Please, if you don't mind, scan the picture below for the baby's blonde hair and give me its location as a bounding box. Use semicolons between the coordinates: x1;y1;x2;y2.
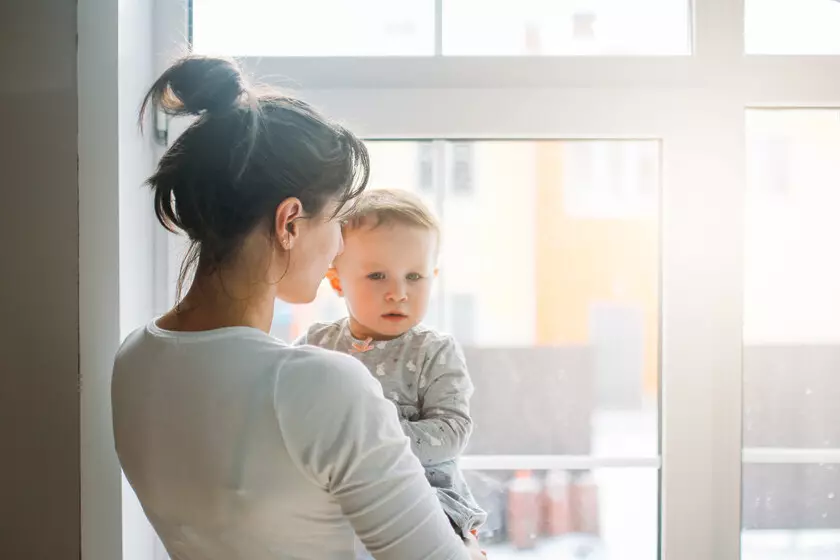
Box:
342;188;440;236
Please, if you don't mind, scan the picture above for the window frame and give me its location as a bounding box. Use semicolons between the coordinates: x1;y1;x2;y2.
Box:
154;1;840;558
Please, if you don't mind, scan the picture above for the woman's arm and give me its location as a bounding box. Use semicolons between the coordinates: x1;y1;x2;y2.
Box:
275;349;472;560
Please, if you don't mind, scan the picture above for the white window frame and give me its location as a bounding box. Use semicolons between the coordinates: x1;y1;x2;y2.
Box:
153;1;840;558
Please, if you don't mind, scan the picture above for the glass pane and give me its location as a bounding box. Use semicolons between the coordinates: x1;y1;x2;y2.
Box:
192;0;434;56
744;109;840;558
437;141;659;459
744;110;840;449
743;464;840;560
443;0;691;55
746;0;840;55
472;468;657;559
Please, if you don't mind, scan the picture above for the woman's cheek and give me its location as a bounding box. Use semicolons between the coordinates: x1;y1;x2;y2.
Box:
328;222;343;259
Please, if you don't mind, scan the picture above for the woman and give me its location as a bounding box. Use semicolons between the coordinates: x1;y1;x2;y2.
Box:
112;56;484;560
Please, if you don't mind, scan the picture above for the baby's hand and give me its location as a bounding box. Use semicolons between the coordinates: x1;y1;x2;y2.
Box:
464;532;486;558
398;403;420;422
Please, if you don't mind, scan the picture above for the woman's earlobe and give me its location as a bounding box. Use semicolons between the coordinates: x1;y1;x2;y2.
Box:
282;222;296;250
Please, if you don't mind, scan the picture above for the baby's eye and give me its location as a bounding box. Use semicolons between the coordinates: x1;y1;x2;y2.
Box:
367;272;385;280
406;272;423;281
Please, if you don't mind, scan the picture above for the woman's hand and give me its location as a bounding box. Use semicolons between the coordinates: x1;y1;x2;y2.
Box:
464;533;486;559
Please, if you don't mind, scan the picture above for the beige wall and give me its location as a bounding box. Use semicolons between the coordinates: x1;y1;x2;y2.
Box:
0;1;81;558
0;1;158;557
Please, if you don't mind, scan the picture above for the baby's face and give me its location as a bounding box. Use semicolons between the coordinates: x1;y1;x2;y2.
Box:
334;223;437;340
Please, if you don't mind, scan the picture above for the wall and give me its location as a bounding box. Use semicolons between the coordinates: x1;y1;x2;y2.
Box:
0;1;161;559
0;0;160;556
0;1;81;558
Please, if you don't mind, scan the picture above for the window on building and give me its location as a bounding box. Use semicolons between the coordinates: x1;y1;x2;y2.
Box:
450;142;474;194
417;141;434;192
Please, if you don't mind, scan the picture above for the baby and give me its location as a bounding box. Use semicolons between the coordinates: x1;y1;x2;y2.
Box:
296;189;486;546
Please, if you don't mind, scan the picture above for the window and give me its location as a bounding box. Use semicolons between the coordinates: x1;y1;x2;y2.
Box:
743;109;840;560
449;293;476;345
443;0;692;56
192;0;435;56
748;135;789;197
449;142;474;194
150;1;840;559
561;141;659;218
192;0;691;57
417;141;434;192
745;0;840;54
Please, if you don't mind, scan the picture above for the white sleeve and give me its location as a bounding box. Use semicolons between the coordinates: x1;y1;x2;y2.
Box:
275;350;469;560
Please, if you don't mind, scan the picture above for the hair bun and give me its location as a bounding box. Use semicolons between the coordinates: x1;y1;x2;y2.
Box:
159;56;246;115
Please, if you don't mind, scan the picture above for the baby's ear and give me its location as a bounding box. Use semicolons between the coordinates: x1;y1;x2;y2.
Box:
326;267;343;296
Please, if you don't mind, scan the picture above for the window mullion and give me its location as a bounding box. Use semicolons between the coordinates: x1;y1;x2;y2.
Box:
433;139;447;328
694;0;744;63
659;97;745;560
434;0;443;56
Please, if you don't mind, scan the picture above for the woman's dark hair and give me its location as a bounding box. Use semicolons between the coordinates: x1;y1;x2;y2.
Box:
140;56;369;300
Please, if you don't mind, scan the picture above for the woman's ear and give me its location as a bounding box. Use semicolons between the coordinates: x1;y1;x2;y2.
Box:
274;197;303;250
326;267;343;296
434;267;440;278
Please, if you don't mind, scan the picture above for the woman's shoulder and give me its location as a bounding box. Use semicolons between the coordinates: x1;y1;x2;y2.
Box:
114;319;374;392
271;344;391;460
115;320;286;365
279;340;359;374
274;342;380;403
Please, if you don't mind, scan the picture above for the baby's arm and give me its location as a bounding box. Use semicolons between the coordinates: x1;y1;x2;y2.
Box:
402;336;474;466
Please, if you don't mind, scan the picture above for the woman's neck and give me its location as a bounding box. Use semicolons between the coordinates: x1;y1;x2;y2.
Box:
158;272;276;333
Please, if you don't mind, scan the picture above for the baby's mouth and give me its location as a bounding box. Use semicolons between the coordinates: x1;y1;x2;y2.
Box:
382;312;408;320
